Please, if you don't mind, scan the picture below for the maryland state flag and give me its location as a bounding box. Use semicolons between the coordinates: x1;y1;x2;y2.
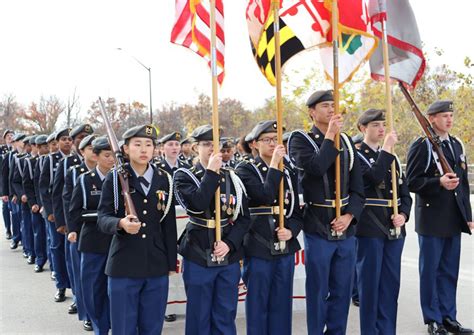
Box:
246;0;378;86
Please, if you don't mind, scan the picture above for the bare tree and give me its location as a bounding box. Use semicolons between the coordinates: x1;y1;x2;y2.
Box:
65;87;82;127
0;94;22;131
17;95;65;134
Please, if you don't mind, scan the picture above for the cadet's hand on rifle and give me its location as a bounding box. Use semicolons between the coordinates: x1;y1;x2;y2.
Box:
276;227;292;241
56;226;67;235
326;114;344;141
213;241;230;258
31;205;40;213
382;131;398;153
331;213;353;233
47;214;55;222
440;173;459;190
2;196;9;203
270;145;286;169
207;153;223;173
68;232;77;243
12;195;17;204
119;214;141;234
21;195;27;203
391;214;406;228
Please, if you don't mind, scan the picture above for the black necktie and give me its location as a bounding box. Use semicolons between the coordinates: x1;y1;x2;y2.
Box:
442;140;455;163
137;176;150;188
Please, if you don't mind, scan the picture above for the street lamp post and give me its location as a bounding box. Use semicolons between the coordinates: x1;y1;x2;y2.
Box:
117;48;153;124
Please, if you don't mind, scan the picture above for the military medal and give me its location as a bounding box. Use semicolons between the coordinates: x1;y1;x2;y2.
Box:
156;191;163;211
220;194;227;212
227;195;234;215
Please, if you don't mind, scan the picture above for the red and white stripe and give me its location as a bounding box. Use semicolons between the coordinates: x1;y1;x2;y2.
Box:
171;0;225;84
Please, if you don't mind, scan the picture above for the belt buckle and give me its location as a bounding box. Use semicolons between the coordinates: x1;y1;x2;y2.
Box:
207;219;216;229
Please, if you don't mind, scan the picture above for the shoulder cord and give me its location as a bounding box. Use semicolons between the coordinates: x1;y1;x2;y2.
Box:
340;133;354;171
173;167;204;215
80;174;88;210
160;168;174;222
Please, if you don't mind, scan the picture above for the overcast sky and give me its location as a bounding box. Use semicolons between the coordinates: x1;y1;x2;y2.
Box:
0;0;472;114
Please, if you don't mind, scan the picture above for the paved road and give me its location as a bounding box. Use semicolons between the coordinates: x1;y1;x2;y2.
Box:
1;200;473;334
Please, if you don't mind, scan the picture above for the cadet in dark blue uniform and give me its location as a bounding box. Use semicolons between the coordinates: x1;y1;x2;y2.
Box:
406;100;473;335
23;134;49;272
1;129;14;240
355;109;412;335
178;137;195;166
65;134;96;330
157;132;190;175
39;128;72;302
288;90;365;334
174;125;250;335
235;121;303;335
69;136;114;335
220;137;237;168
97;125;177;335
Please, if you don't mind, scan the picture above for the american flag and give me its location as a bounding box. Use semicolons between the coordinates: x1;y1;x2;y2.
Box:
171;0;225;84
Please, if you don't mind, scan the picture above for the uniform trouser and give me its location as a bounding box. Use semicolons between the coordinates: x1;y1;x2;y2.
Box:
2;200;11;233
357;236;405;335
44;216;54;272
81;252;109;335
31;212;47;266
352;239;359;301
304;233;356;335
69;242;88;321
21;203;35;257
242;255;295;335
183;259;241;335
65;238;76;298
10;201;21;243
108;275;169;335
418;234;461;324
47;220;70;289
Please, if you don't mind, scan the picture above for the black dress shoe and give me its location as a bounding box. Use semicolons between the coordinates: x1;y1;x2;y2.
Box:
54;288;66;302
428;321;448;335
83;320;93;331
5;231;12;240
9;241;18;249
51;271;56;281
22;251;28;258
443;318;473;334
27;256;35;264
68;302;78;314
165;314;177;322
352;298;360;307
34;265;44;273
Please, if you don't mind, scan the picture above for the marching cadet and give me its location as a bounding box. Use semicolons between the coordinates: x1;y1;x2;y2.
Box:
1;129;14;240
178;137;195;165
355;109;412;335
288;90;365;335
157;131;190;175
7;133;26;251
220;137;237;168
64;134;96;330
173;125;250;335
235;120;303;335
23;134;49;273
69;136;113;334
39;128;72;302
97;125;177;335
406;100;473;335
52;124;93;315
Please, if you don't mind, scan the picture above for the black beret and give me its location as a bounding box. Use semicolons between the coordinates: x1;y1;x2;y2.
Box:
70;124;94;138
306;90;334;108
13;133;26;142
426;100;454;115
160;132;183;144
35;135;48;145
22;135;33;144
220;137;235;149
55;128;71;141
122;124;158;141
92;136;111;151
351;133;364;145
2;129;14;139
29;135;38;145
180;137;193;145
78;134;96;150
191;125;215;142
358;109;385;127
46;132;57;143
244;132;254;143
251;120;285;141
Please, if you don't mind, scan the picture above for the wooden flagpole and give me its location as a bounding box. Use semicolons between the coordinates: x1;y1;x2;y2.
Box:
332;0;342;237
209;0;222;246
272;0;286;251
380;17;401;237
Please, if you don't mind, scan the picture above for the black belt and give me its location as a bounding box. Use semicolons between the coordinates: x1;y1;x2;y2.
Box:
365;198;401;207
189;217;229;229
308;196;350;208
249;206;283;216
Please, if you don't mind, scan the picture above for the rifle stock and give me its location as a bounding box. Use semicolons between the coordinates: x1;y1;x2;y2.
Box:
98;97;138;217
397;83;453;175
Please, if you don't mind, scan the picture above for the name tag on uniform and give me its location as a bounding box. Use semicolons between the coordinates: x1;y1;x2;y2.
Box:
369;158;375;164
90;190;102;196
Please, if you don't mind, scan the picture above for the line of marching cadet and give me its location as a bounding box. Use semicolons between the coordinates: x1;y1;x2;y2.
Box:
0;90;472;335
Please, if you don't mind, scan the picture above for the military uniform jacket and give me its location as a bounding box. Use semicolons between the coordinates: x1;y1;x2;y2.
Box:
11;153;29;200
236;156;303;260
178;153;195;166
288;126;365;238
174;162;251;267
1;149;16;197
69;168;112;254
222;160;237;169
0;145;11;195
39;151;66;217
34;156;47;208
155;157;190;176
356;143;412;238
52;153;82;229
97;164;177;278
64;162;90;233
406;136;472;237
22;155;39;209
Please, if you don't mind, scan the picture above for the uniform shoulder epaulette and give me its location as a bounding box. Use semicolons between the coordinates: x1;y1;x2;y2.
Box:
157;166;168;176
